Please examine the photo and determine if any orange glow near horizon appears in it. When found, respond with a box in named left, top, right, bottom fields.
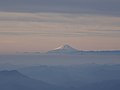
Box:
left=0, top=12, right=120, bottom=54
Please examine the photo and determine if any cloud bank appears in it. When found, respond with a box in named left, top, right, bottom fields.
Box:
left=0, top=12, right=120, bottom=37
left=0, top=0, right=120, bottom=16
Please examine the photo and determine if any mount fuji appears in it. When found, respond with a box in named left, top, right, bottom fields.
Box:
left=47, top=45, right=80, bottom=54
left=46, top=44, right=120, bottom=55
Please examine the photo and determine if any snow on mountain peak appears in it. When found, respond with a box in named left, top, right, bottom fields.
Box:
left=46, top=44, right=79, bottom=54
left=55, top=45, right=75, bottom=50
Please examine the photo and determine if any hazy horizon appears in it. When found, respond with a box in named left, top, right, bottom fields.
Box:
left=0, top=0, right=120, bottom=54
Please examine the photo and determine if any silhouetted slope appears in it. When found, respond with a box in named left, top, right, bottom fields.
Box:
left=1, top=69, right=120, bottom=90
left=0, top=70, right=62, bottom=90
left=19, top=64, right=120, bottom=86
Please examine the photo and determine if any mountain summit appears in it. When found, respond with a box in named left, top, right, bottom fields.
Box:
left=54, top=44, right=77, bottom=51
left=47, top=45, right=79, bottom=54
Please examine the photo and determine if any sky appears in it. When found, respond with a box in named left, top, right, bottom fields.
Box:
left=0, top=0, right=120, bottom=54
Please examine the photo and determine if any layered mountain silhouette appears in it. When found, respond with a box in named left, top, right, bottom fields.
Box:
left=18, top=65, right=120, bottom=90
left=1, top=69, right=120, bottom=90
left=0, top=70, right=63, bottom=90
left=19, top=64, right=120, bottom=86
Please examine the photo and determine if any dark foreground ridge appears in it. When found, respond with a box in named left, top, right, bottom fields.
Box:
left=0, top=69, right=120, bottom=90
left=0, top=70, right=63, bottom=90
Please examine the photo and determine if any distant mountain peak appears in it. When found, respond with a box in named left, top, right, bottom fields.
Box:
left=47, top=44, right=79, bottom=54
left=54, top=44, right=77, bottom=51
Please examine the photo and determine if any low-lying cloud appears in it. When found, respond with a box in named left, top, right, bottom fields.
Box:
left=0, top=0, right=120, bottom=16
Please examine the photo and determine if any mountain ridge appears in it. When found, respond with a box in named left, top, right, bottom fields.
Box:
left=46, top=45, right=120, bottom=55
left=15, top=45, right=120, bottom=55
left=0, top=70, right=63, bottom=90
left=47, top=44, right=79, bottom=54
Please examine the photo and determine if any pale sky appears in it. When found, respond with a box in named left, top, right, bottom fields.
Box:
left=0, top=0, right=120, bottom=54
